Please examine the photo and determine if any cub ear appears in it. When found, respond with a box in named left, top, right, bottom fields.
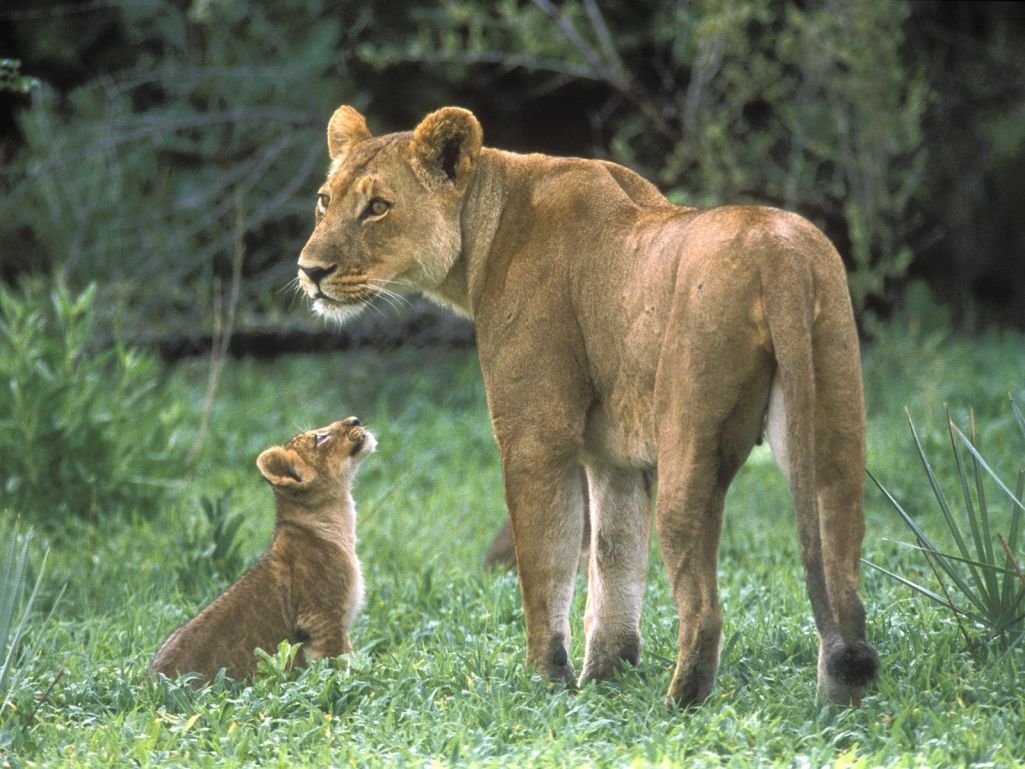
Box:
left=257, top=447, right=312, bottom=491
left=327, top=105, right=372, bottom=162
left=411, top=107, right=483, bottom=190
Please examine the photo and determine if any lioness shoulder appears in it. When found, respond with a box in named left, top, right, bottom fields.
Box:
left=151, top=417, right=374, bottom=685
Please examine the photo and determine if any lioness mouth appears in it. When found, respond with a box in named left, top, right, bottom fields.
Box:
left=315, top=291, right=370, bottom=309
left=314, top=291, right=341, bottom=305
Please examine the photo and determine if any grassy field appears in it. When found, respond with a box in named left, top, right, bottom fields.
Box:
left=4, top=300, right=1025, bottom=768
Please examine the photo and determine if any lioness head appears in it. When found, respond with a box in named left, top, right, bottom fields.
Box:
left=256, top=417, right=375, bottom=502
left=297, top=106, right=483, bottom=323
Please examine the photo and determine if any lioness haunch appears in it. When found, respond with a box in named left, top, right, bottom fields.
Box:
left=152, top=418, right=373, bottom=686
left=296, top=105, right=879, bottom=706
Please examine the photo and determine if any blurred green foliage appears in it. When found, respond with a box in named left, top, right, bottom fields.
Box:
left=1, top=1, right=1023, bottom=337
left=173, top=492, right=248, bottom=598
left=363, top=0, right=926, bottom=312
left=1, top=0, right=369, bottom=337
left=0, top=59, right=35, bottom=94
left=0, top=281, right=188, bottom=524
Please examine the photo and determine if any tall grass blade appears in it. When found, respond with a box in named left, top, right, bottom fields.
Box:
left=862, top=560, right=982, bottom=623
left=1011, top=394, right=1025, bottom=444
left=950, top=424, right=1025, bottom=515
left=999, top=471, right=1025, bottom=619
left=878, top=402, right=1025, bottom=646
left=969, top=411, right=999, bottom=597
left=949, top=417, right=1025, bottom=636
left=906, top=410, right=986, bottom=597
left=0, top=535, right=25, bottom=675
left=886, top=540, right=1020, bottom=575
left=946, top=411, right=1000, bottom=607
left=868, top=469, right=990, bottom=615
left=1, top=525, right=52, bottom=716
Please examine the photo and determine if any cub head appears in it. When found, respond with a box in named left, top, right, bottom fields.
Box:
left=297, top=105, right=483, bottom=324
left=256, top=417, right=376, bottom=503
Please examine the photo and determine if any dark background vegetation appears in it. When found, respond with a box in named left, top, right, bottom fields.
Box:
left=1, top=0, right=1024, bottom=351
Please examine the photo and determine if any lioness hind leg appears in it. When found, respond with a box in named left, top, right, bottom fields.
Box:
left=579, top=462, right=652, bottom=684
left=653, top=276, right=771, bottom=706
left=656, top=461, right=727, bottom=707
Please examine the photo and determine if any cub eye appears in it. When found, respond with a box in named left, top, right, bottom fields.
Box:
left=313, top=432, right=331, bottom=447
left=317, top=193, right=330, bottom=210
left=364, top=198, right=390, bottom=219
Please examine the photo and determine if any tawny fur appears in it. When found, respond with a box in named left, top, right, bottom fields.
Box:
left=296, top=106, right=879, bottom=706
left=151, top=418, right=373, bottom=686
left=484, top=474, right=590, bottom=572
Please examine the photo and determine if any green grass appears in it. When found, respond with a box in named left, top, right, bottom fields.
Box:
left=4, top=306, right=1025, bottom=767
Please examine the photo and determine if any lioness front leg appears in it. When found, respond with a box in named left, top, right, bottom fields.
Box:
left=579, top=461, right=652, bottom=684
left=502, top=444, right=585, bottom=685
left=484, top=471, right=591, bottom=571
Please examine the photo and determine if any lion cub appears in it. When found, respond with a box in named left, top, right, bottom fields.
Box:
left=152, top=417, right=374, bottom=686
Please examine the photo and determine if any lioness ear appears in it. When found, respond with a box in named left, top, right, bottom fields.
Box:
left=327, top=105, right=372, bottom=162
left=411, top=107, right=483, bottom=190
left=257, top=447, right=312, bottom=491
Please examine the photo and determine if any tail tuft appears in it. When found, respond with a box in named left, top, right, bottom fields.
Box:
left=826, top=640, right=880, bottom=687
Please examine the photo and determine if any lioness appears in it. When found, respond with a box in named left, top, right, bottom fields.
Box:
left=296, top=106, right=879, bottom=706
left=152, top=417, right=373, bottom=685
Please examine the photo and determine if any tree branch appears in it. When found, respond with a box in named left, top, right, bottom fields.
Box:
left=531, top=0, right=679, bottom=142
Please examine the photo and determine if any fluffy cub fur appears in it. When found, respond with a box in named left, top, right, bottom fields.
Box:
left=152, top=417, right=374, bottom=685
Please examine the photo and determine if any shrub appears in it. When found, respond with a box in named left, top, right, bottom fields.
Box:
left=0, top=59, right=35, bottom=94
left=868, top=400, right=1025, bottom=649
left=0, top=282, right=188, bottom=524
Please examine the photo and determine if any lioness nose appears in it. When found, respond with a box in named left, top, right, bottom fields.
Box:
left=299, top=263, right=335, bottom=284
left=344, top=417, right=361, bottom=427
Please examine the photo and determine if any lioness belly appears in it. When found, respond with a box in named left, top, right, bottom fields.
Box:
left=579, top=316, right=664, bottom=468
left=583, top=397, right=657, bottom=468
left=578, top=267, right=673, bottom=468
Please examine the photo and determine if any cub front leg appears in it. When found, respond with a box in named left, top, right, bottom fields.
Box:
left=500, top=439, right=586, bottom=685
left=296, top=611, right=353, bottom=660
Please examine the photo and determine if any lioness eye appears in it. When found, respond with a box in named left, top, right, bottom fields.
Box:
left=365, top=198, right=390, bottom=218
left=317, top=193, right=330, bottom=210
left=313, top=433, right=331, bottom=447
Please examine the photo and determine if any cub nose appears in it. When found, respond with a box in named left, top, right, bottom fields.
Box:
left=343, top=416, right=361, bottom=428
left=299, top=263, right=335, bottom=284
